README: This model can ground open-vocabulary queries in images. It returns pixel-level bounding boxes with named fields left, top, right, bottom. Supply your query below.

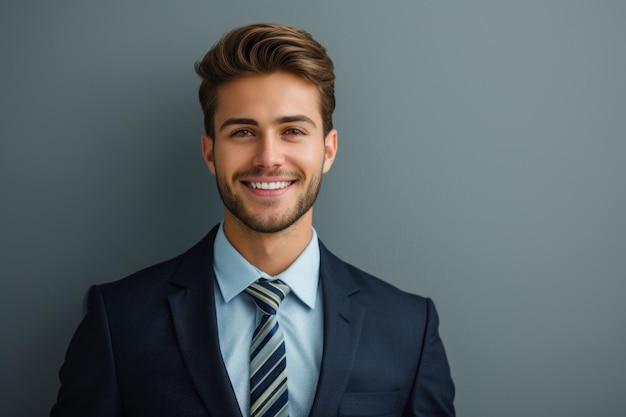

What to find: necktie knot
left=245, top=279, right=290, bottom=316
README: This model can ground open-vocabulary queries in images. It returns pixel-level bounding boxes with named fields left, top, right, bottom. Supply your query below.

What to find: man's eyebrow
left=218, top=115, right=317, bottom=132
left=275, top=115, right=317, bottom=127
left=219, top=118, right=258, bottom=132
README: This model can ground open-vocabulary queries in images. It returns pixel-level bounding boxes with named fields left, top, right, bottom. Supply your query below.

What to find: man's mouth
left=244, top=181, right=294, bottom=190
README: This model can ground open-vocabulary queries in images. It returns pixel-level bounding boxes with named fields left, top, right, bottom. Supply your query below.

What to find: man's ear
left=322, top=129, right=338, bottom=174
left=201, top=134, right=216, bottom=175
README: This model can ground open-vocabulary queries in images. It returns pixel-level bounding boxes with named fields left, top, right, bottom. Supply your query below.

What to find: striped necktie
left=245, top=279, right=290, bottom=417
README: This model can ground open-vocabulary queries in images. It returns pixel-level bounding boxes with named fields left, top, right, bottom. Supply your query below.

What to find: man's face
left=202, top=71, right=337, bottom=234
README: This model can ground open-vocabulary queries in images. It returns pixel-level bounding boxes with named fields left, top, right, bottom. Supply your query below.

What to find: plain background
left=1, top=1, right=624, bottom=416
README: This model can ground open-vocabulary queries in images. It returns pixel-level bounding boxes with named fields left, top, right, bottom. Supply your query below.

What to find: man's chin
left=234, top=215, right=297, bottom=235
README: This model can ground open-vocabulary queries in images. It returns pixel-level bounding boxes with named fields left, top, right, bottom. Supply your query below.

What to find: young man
left=51, top=23, right=455, bottom=417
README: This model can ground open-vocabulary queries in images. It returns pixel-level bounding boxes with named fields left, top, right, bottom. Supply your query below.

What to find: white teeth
left=248, top=181, right=292, bottom=190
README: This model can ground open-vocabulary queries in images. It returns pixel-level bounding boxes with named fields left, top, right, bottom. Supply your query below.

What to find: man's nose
left=252, top=135, right=285, bottom=169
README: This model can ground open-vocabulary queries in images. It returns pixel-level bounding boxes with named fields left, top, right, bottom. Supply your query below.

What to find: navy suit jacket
left=51, top=226, right=455, bottom=416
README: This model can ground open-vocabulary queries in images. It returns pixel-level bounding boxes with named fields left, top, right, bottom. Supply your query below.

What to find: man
left=51, top=23, right=455, bottom=417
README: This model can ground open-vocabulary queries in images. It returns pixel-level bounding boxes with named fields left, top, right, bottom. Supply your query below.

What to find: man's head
left=195, top=23, right=335, bottom=138
left=197, top=24, right=338, bottom=236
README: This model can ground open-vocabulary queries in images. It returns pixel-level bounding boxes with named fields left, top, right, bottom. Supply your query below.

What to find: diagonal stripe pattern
left=245, top=279, right=290, bottom=417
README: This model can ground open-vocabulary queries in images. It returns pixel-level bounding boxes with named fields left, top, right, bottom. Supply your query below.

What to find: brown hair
left=195, top=23, right=335, bottom=138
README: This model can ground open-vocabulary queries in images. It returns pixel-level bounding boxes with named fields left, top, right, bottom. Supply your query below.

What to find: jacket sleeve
left=403, top=298, right=455, bottom=417
left=51, top=285, right=124, bottom=417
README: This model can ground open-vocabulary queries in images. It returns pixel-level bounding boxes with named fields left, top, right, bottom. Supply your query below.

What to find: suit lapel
left=166, top=230, right=365, bottom=417
left=309, top=243, right=365, bottom=417
left=168, top=226, right=243, bottom=417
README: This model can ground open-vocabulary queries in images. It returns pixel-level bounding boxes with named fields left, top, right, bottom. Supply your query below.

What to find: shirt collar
left=213, top=222, right=320, bottom=309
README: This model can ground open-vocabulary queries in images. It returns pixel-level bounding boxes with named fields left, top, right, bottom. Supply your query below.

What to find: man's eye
left=231, top=129, right=254, bottom=137
left=283, top=128, right=304, bottom=135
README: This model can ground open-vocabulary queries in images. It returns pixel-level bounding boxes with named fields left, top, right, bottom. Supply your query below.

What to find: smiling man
left=51, top=23, right=455, bottom=417
left=203, top=70, right=336, bottom=275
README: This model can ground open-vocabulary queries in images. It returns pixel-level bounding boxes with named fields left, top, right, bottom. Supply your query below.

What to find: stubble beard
left=214, top=166, right=323, bottom=234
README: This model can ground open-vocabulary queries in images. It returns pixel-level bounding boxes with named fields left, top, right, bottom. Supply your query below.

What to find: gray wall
left=1, top=1, right=624, bottom=416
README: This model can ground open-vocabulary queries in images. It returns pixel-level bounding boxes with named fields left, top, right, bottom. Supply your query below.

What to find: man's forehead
left=213, top=72, right=323, bottom=124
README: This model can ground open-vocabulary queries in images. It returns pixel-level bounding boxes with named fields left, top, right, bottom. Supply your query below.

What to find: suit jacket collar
left=309, top=242, right=365, bottom=417
left=168, top=225, right=243, bottom=417
left=167, top=225, right=365, bottom=417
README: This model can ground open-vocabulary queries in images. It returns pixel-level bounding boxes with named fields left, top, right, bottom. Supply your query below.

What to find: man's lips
left=245, top=180, right=294, bottom=190
left=240, top=177, right=296, bottom=193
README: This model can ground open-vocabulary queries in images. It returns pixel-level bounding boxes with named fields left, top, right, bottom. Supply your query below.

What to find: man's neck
left=222, top=211, right=314, bottom=276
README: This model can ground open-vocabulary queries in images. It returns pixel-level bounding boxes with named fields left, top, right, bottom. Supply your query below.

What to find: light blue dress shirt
left=213, top=223, right=324, bottom=417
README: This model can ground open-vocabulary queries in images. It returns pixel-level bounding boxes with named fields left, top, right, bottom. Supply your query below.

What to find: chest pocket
left=337, top=391, right=400, bottom=417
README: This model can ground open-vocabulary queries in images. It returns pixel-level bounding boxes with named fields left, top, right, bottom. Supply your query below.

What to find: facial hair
left=214, top=165, right=323, bottom=234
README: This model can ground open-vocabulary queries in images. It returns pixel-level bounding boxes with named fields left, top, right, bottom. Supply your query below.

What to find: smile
left=245, top=181, right=293, bottom=190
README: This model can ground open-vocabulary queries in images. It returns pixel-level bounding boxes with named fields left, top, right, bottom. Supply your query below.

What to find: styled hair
left=195, top=23, right=335, bottom=138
